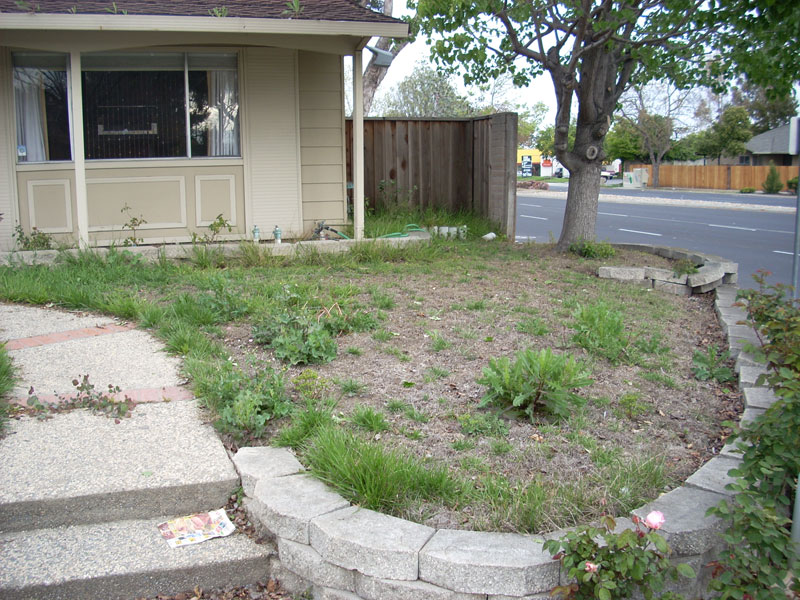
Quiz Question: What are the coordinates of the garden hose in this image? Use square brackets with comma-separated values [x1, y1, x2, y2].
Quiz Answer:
[377, 224, 429, 238]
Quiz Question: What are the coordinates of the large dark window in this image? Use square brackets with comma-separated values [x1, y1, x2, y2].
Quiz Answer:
[80, 52, 240, 160]
[13, 52, 71, 162]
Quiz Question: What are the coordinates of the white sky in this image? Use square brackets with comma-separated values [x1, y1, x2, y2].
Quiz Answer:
[366, 1, 559, 124]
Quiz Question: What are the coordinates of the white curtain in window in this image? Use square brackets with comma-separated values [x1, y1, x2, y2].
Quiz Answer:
[208, 70, 239, 156]
[14, 69, 47, 162]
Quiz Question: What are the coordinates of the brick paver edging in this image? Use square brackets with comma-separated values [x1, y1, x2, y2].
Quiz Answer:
[5, 323, 136, 350]
[232, 258, 772, 599]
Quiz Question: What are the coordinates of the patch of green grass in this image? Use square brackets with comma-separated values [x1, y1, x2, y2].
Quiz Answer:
[641, 371, 678, 389]
[386, 399, 407, 413]
[383, 345, 412, 362]
[303, 425, 465, 514]
[346, 346, 364, 356]
[275, 400, 335, 449]
[465, 299, 487, 311]
[337, 378, 368, 397]
[490, 439, 513, 455]
[369, 288, 396, 310]
[427, 330, 452, 352]
[459, 455, 490, 473]
[372, 329, 394, 342]
[616, 392, 651, 420]
[571, 301, 628, 364]
[400, 426, 424, 440]
[451, 438, 476, 451]
[351, 405, 390, 432]
[423, 366, 450, 382]
[403, 405, 429, 423]
[515, 316, 549, 336]
[453, 326, 478, 340]
[457, 412, 509, 437]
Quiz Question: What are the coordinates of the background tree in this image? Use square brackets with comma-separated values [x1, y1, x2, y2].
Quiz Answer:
[535, 121, 576, 159]
[604, 120, 646, 166]
[410, 0, 798, 250]
[693, 106, 753, 165]
[517, 103, 550, 148]
[374, 63, 474, 117]
[617, 81, 696, 187]
[411, 0, 724, 250]
[730, 80, 798, 135]
[358, 0, 414, 115]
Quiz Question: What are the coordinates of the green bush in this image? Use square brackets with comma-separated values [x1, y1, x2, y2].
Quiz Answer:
[568, 239, 616, 259]
[254, 313, 338, 365]
[788, 176, 798, 194]
[739, 187, 756, 194]
[706, 272, 800, 596]
[691, 345, 734, 383]
[477, 348, 592, 421]
[762, 162, 784, 194]
[13, 225, 54, 251]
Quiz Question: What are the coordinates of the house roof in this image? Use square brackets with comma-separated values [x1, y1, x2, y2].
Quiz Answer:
[746, 123, 793, 155]
[0, 0, 402, 24]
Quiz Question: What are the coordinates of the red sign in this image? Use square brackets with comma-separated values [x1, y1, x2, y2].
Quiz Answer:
[542, 160, 552, 167]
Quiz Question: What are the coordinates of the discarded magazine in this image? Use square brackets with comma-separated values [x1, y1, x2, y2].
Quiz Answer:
[157, 509, 235, 548]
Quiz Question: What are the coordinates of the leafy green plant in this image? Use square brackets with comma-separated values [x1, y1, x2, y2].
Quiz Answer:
[403, 405, 429, 423]
[451, 438, 476, 451]
[477, 348, 592, 421]
[571, 301, 628, 364]
[490, 439, 513, 455]
[788, 176, 798, 194]
[457, 411, 509, 436]
[351, 405, 389, 432]
[274, 398, 335, 449]
[544, 513, 695, 600]
[568, 239, 616, 259]
[691, 345, 734, 383]
[705, 273, 800, 596]
[13, 225, 53, 251]
[120, 203, 147, 246]
[292, 369, 331, 401]
[208, 5, 228, 16]
[282, 0, 303, 17]
[618, 393, 650, 420]
[762, 162, 784, 194]
[26, 375, 135, 420]
[739, 187, 756, 194]
[253, 313, 338, 365]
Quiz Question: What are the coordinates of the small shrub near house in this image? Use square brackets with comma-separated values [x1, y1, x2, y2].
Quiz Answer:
[788, 176, 798, 194]
[762, 162, 784, 194]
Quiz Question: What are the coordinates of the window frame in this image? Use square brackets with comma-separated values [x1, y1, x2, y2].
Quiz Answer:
[12, 49, 243, 165]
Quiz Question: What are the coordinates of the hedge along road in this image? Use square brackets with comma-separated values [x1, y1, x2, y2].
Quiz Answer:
[516, 187, 797, 289]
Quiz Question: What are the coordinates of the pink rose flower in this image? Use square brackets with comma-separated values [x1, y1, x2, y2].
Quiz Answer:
[585, 561, 599, 573]
[644, 510, 665, 530]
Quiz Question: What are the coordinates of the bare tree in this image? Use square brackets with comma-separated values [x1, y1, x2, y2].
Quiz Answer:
[618, 81, 696, 187]
[358, 0, 412, 115]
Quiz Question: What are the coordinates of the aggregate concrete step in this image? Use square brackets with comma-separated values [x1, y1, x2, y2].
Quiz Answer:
[0, 517, 271, 600]
[0, 401, 238, 532]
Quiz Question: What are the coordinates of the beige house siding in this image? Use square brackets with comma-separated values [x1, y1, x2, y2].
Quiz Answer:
[298, 51, 347, 233]
[0, 48, 16, 249]
[243, 47, 303, 240]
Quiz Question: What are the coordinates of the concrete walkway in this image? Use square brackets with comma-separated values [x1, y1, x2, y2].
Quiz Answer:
[0, 303, 269, 599]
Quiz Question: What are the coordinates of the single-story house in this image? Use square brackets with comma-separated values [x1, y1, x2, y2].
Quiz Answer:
[745, 122, 800, 167]
[0, 0, 408, 249]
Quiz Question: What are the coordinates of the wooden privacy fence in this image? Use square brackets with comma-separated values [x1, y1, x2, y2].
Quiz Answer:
[629, 164, 797, 191]
[346, 113, 518, 234]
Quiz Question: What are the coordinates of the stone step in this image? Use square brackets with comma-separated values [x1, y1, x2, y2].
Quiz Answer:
[0, 401, 238, 532]
[0, 517, 271, 600]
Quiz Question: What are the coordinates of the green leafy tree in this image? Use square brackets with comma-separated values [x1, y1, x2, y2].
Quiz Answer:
[536, 122, 576, 159]
[730, 80, 798, 135]
[604, 120, 646, 167]
[517, 102, 549, 148]
[409, 0, 797, 250]
[696, 106, 753, 164]
[375, 63, 474, 117]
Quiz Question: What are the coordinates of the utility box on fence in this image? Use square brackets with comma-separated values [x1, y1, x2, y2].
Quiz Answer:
[623, 168, 650, 188]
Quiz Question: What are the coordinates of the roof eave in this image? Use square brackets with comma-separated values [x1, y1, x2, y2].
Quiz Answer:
[0, 13, 410, 38]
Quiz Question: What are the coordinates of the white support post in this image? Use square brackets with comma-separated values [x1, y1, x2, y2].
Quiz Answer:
[69, 51, 89, 248]
[353, 50, 365, 241]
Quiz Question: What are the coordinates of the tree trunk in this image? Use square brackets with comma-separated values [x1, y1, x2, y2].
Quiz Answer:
[651, 161, 661, 188]
[556, 164, 600, 251]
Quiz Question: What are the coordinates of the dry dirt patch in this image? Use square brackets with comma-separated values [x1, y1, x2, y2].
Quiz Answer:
[219, 245, 740, 533]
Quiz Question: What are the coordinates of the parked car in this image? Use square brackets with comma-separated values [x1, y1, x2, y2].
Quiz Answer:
[601, 169, 616, 182]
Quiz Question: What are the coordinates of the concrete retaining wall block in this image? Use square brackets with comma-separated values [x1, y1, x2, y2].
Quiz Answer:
[232, 447, 304, 497]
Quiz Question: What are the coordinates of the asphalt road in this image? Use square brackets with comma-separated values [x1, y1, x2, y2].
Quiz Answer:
[516, 187, 800, 289]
